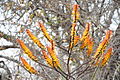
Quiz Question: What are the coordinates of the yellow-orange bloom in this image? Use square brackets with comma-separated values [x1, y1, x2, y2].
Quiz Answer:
[80, 35, 90, 49]
[80, 35, 94, 56]
[87, 38, 94, 56]
[80, 22, 91, 42]
[47, 46, 58, 61]
[47, 46, 61, 68]
[70, 23, 76, 37]
[17, 39, 38, 61]
[26, 29, 45, 49]
[69, 36, 80, 49]
[104, 30, 112, 40]
[74, 36, 80, 45]
[100, 48, 112, 66]
[42, 50, 53, 67]
[20, 57, 38, 74]
[93, 30, 112, 59]
[38, 22, 52, 43]
[69, 23, 77, 48]
[72, 4, 80, 23]
[73, 4, 79, 12]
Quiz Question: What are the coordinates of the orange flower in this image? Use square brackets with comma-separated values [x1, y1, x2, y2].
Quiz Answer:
[50, 40, 56, 50]
[42, 50, 53, 67]
[93, 30, 112, 59]
[69, 23, 77, 48]
[17, 39, 38, 62]
[80, 35, 90, 49]
[26, 29, 45, 49]
[70, 23, 76, 37]
[47, 46, 58, 61]
[73, 4, 79, 12]
[47, 46, 61, 68]
[20, 57, 38, 74]
[38, 22, 52, 43]
[69, 36, 80, 49]
[100, 48, 112, 66]
[80, 23, 91, 42]
[72, 4, 80, 23]
[104, 30, 112, 40]
[94, 48, 112, 66]
[87, 38, 94, 56]
[80, 35, 94, 56]
[74, 36, 80, 45]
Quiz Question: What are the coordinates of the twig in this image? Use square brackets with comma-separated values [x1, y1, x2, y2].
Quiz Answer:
[71, 60, 91, 75]
[90, 67, 99, 80]
[0, 55, 21, 64]
[76, 66, 90, 79]
[0, 45, 19, 50]
[67, 49, 72, 79]
[113, 63, 120, 80]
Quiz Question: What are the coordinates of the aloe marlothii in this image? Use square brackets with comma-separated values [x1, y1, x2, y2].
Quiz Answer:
[20, 57, 38, 74]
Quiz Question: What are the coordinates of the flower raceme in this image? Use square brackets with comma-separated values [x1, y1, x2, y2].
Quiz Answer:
[93, 30, 112, 59]
[26, 29, 45, 49]
[47, 46, 58, 61]
[73, 36, 80, 46]
[20, 57, 38, 74]
[17, 39, 38, 62]
[47, 46, 61, 68]
[69, 4, 80, 49]
[69, 23, 77, 49]
[37, 22, 53, 43]
[41, 50, 53, 67]
[80, 35, 90, 49]
[80, 35, 94, 56]
[87, 40, 94, 56]
[70, 23, 76, 37]
[86, 36, 94, 56]
[100, 48, 112, 66]
[94, 48, 112, 66]
[80, 22, 93, 56]
[80, 22, 91, 42]
[72, 4, 80, 23]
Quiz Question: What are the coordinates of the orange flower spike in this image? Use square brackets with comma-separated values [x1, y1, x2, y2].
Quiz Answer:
[70, 36, 80, 49]
[47, 46, 58, 61]
[71, 23, 76, 37]
[74, 36, 80, 45]
[80, 35, 89, 49]
[72, 4, 80, 23]
[87, 38, 94, 56]
[69, 23, 76, 48]
[80, 23, 91, 42]
[38, 22, 52, 42]
[93, 30, 112, 58]
[17, 39, 29, 52]
[80, 39, 87, 49]
[51, 40, 56, 50]
[28, 53, 38, 62]
[42, 50, 53, 67]
[17, 39, 38, 61]
[100, 48, 112, 66]
[101, 30, 112, 47]
[73, 4, 79, 12]
[105, 30, 112, 40]
[47, 46, 61, 68]
[20, 57, 30, 68]
[26, 29, 45, 49]
[20, 57, 38, 74]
